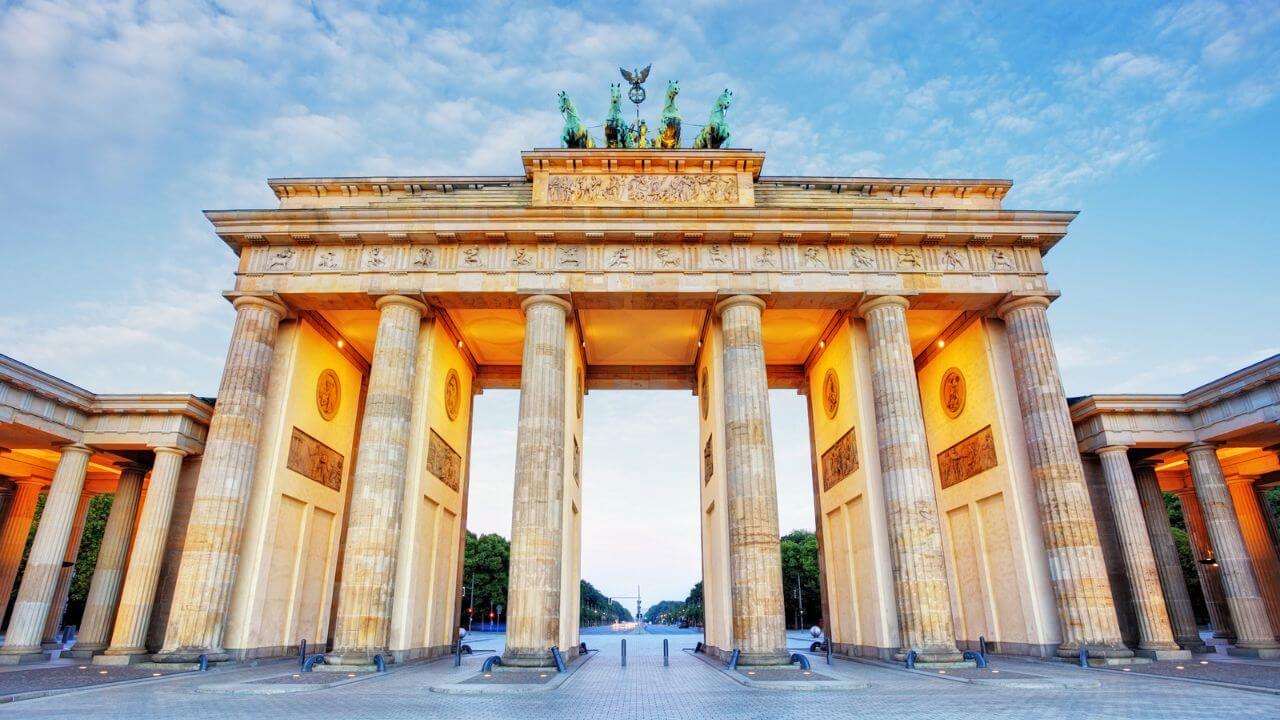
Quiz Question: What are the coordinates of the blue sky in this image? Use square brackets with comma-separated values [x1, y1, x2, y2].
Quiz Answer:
[2, 1, 1277, 606]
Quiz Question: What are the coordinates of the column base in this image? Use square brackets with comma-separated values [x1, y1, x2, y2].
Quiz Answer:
[93, 651, 152, 666]
[150, 650, 231, 664]
[732, 651, 794, 668]
[40, 641, 64, 651]
[500, 649, 558, 668]
[62, 645, 106, 659]
[1227, 644, 1280, 659]
[0, 650, 52, 665]
[895, 647, 968, 666]
[1135, 647, 1192, 661]
[1177, 638, 1213, 654]
[1056, 643, 1137, 665]
[322, 651, 394, 670]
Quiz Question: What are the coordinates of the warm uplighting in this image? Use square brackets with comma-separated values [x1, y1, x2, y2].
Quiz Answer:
[457, 339, 464, 348]
[818, 340, 825, 349]
[336, 339, 345, 349]
[78, 666, 87, 670]
[938, 670, 946, 674]
[152, 672, 162, 677]
[1200, 660, 1209, 665]
[937, 340, 946, 348]
[98, 670, 108, 675]
[1122, 668, 1131, 672]
[1175, 665, 1185, 670]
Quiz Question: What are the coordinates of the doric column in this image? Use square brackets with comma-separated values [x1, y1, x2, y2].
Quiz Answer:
[996, 295, 1130, 660]
[0, 478, 44, 626]
[1226, 475, 1280, 638]
[1174, 486, 1234, 639]
[0, 444, 92, 663]
[40, 490, 94, 649]
[502, 294, 571, 668]
[96, 448, 187, 664]
[328, 295, 427, 667]
[154, 295, 285, 663]
[1133, 462, 1208, 652]
[715, 295, 789, 666]
[66, 464, 145, 657]
[1095, 447, 1187, 659]
[1185, 443, 1280, 656]
[859, 295, 961, 663]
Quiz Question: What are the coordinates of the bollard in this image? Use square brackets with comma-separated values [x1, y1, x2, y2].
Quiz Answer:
[904, 650, 917, 670]
[790, 653, 811, 670]
[455, 637, 463, 667]
[962, 650, 988, 668]
[728, 649, 740, 671]
[826, 638, 832, 665]
[621, 638, 627, 667]
[978, 635, 988, 661]
[552, 646, 566, 673]
[198, 654, 209, 672]
[663, 638, 669, 667]
[374, 654, 387, 672]
[1078, 647, 1089, 668]
[299, 639, 308, 671]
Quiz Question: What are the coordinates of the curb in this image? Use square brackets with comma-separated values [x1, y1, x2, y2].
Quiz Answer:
[429, 651, 593, 695]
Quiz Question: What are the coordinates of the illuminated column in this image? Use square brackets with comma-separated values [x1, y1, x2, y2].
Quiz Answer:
[154, 295, 285, 663]
[328, 295, 427, 667]
[1174, 486, 1235, 639]
[503, 295, 570, 668]
[0, 478, 44, 626]
[716, 295, 789, 666]
[1185, 444, 1280, 657]
[0, 444, 92, 663]
[1133, 462, 1208, 652]
[1095, 447, 1187, 659]
[1226, 475, 1280, 638]
[96, 448, 188, 664]
[996, 295, 1131, 660]
[66, 464, 145, 657]
[859, 295, 962, 663]
[40, 490, 95, 649]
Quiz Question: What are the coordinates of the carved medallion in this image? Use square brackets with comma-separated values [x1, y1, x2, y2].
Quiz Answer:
[576, 368, 584, 419]
[573, 438, 581, 486]
[287, 427, 344, 491]
[426, 429, 462, 491]
[316, 369, 341, 421]
[445, 369, 461, 421]
[822, 369, 839, 419]
[937, 425, 998, 489]
[544, 174, 739, 206]
[703, 435, 714, 484]
[700, 369, 710, 419]
[821, 429, 859, 491]
[940, 367, 966, 419]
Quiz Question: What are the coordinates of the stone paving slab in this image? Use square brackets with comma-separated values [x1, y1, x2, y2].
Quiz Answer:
[1100, 658, 1280, 693]
[0, 663, 189, 703]
[430, 650, 593, 695]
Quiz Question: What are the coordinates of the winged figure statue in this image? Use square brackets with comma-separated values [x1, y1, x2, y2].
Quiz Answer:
[620, 64, 651, 86]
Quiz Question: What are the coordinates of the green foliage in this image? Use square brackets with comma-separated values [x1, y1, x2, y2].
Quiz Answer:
[1163, 492, 1210, 624]
[1268, 487, 1280, 525]
[683, 581, 703, 625]
[643, 599, 686, 623]
[780, 529, 822, 629]
[462, 531, 510, 623]
[65, 494, 114, 624]
[579, 579, 632, 624]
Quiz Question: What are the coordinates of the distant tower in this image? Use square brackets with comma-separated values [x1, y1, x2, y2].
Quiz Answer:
[637, 585, 642, 622]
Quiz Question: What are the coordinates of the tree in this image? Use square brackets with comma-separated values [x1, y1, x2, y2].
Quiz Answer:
[779, 529, 822, 630]
[643, 600, 685, 624]
[683, 581, 704, 625]
[462, 531, 510, 625]
[1164, 491, 1209, 624]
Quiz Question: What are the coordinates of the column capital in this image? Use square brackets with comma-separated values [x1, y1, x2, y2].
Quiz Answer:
[855, 293, 910, 317]
[56, 444, 94, 459]
[10, 476, 45, 489]
[115, 461, 151, 475]
[519, 293, 572, 314]
[1096, 444, 1132, 458]
[151, 446, 189, 460]
[1184, 442, 1219, 456]
[1225, 474, 1262, 487]
[372, 293, 429, 316]
[995, 292, 1055, 320]
[714, 294, 766, 316]
[228, 293, 288, 318]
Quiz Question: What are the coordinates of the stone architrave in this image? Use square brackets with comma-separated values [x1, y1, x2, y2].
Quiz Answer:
[1132, 462, 1209, 653]
[66, 464, 146, 658]
[1095, 447, 1188, 659]
[40, 490, 94, 650]
[0, 444, 93, 664]
[327, 295, 428, 667]
[0, 478, 44, 627]
[503, 295, 571, 668]
[96, 448, 188, 664]
[715, 295, 789, 666]
[1174, 487, 1235, 639]
[859, 295, 962, 663]
[153, 295, 286, 664]
[1225, 476, 1280, 638]
[996, 295, 1131, 661]
[1185, 444, 1280, 657]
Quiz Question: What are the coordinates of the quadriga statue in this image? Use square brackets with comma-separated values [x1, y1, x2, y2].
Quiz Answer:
[692, 89, 733, 149]
[558, 91, 596, 149]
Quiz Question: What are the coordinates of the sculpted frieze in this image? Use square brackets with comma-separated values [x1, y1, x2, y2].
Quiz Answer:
[544, 173, 739, 206]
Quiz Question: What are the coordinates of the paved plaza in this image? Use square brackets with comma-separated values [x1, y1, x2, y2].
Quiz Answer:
[2, 629, 1278, 717]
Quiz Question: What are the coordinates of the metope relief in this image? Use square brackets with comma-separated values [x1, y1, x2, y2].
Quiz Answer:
[821, 428, 859, 491]
[544, 173, 739, 206]
[287, 427, 344, 491]
[703, 435, 714, 484]
[937, 425, 998, 489]
[426, 429, 462, 491]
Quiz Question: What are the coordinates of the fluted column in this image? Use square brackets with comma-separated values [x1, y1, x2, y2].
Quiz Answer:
[996, 295, 1130, 660]
[1133, 462, 1208, 652]
[715, 295, 789, 666]
[1174, 486, 1234, 639]
[0, 478, 44, 626]
[40, 491, 94, 649]
[859, 295, 961, 663]
[327, 295, 426, 667]
[154, 295, 285, 663]
[95, 448, 187, 664]
[1186, 443, 1280, 657]
[502, 295, 571, 668]
[0, 444, 92, 663]
[1096, 447, 1187, 658]
[1226, 475, 1280, 638]
[66, 464, 145, 657]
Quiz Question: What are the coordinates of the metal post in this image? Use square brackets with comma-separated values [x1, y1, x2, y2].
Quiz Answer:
[663, 638, 669, 666]
[621, 638, 627, 667]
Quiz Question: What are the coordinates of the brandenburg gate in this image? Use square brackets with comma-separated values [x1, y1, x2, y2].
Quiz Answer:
[3, 144, 1278, 672]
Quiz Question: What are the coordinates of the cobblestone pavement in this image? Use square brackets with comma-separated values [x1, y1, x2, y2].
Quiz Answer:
[2, 633, 1279, 718]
